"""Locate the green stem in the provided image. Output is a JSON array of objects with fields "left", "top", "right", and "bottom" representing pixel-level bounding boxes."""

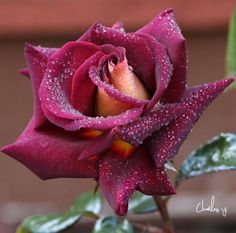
[{"left": 153, "top": 196, "right": 175, "bottom": 233}]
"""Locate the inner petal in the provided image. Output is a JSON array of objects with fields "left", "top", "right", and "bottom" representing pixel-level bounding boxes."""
[
  {"left": 95, "top": 58, "right": 149, "bottom": 117},
  {"left": 95, "top": 88, "right": 134, "bottom": 117},
  {"left": 108, "top": 58, "right": 150, "bottom": 100}
]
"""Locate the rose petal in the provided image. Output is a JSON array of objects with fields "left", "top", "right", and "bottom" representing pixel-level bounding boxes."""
[
  {"left": 41, "top": 103, "right": 144, "bottom": 131},
  {"left": 93, "top": 48, "right": 142, "bottom": 117},
  {"left": 108, "top": 58, "right": 150, "bottom": 100},
  {"left": 95, "top": 88, "right": 136, "bottom": 117},
  {"left": 24, "top": 43, "right": 58, "bottom": 128},
  {"left": 1, "top": 122, "right": 98, "bottom": 179},
  {"left": 138, "top": 9, "right": 187, "bottom": 102},
  {"left": 137, "top": 33, "right": 173, "bottom": 109},
  {"left": 146, "top": 79, "right": 234, "bottom": 167},
  {"left": 99, "top": 147, "right": 175, "bottom": 216},
  {"left": 79, "top": 22, "right": 126, "bottom": 41},
  {"left": 115, "top": 103, "right": 185, "bottom": 146},
  {"left": 39, "top": 41, "right": 145, "bottom": 130},
  {"left": 100, "top": 44, "right": 125, "bottom": 59},
  {"left": 39, "top": 41, "right": 102, "bottom": 120},
  {"left": 87, "top": 23, "right": 156, "bottom": 91},
  {"left": 78, "top": 130, "right": 115, "bottom": 160},
  {"left": 71, "top": 52, "right": 104, "bottom": 115},
  {"left": 19, "top": 68, "right": 30, "bottom": 78},
  {"left": 89, "top": 66, "right": 147, "bottom": 106}
]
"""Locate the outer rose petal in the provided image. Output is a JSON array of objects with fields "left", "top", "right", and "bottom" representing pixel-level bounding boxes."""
[
  {"left": 115, "top": 103, "right": 185, "bottom": 146},
  {"left": 99, "top": 147, "right": 175, "bottom": 216},
  {"left": 24, "top": 43, "right": 58, "bottom": 128},
  {"left": 146, "top": 79, "right": 234, "bottom": 167},
  {"left": 137, "top": 9, "right": 187, "bottom": 103},
  {"left": 1, "top": 122, "right": 98, "bottom": 179}
]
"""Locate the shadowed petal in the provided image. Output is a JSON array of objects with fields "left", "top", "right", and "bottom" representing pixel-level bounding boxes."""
[
  {"left": 146, "top": 79, "right": 234, "bottom": 167},
  {"left": 99, "top": 147, "right": 175, "bottom": 216},
  {"left": 1, "top": 122, "right": 98, "bottom": 179},
  {"left": 100, "top": 44, "right": 125, "bottom": 59},
  {"left": 71, "top": 52, "right": 104, "bottom": 115},
  {"left": 78, "top": 130, "right": 115, "bottom": 160},
  {"left": 138, "top": 9, "right": 187, "bottom": 102}
]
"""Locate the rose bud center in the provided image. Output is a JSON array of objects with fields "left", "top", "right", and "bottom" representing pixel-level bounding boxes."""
[{"left": 95, "top": 58, "right": 150, "bottom": 117}]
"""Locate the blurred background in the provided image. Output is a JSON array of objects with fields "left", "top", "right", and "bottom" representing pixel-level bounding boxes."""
[{"left": 0, "top": 0, "right": 236, "bottom": 232}]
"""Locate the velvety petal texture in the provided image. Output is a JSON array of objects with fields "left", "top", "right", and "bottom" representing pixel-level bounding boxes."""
[
  {"left": 71, "top": 52, "right": 104, "bottom": 115},
  {"left": 137, "top": 33, "right": 173, "bottom": 110},
  {"left": 1, "top": 9, "right": 233, "bottom": 217},
  {"left": 24, "top": 44, "right": 58, "bottom": 128},
  {"left": 99, "top": 147, "right": 175, "bottom": 216},
  {"left": 39, "top": 41, "right": 101, "bottom": 120},
  {"left": 86, "top": 23, "right": 156, "bottom": 91},
  {"left": 1, "top": 124, "right": 98, "bottom": 179},
  {"left": 146, "top": 79, "right": 233, "bottom": 167},
  {"left": 115, "top": 104, "right": 185, "bottom": 146},
  {"left": 138, "top": 9, "right": 187, "bottom": 103}
]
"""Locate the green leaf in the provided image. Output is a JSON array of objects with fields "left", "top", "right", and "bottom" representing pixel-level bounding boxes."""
[
  {"left": 18, "top": 192, "right": 102, "bottom": 233},
  {"left": 70, "top": 191, "right": 102, "bottom": 215},
  {"left": 16, "top": 225, "right": 31, "bottom": 233},
  {"left": 20, "top": 213, "right": 80, "bottom": 233},
  {"left": 93, "top": 216, "right": 134, "bottom": 233},
  {"left": 226, "top": 7, "right": 236, "bottom": 88},
  {"left": 177, "top": 133, "right": 236, "bottom": 182},
  {"left": 128, "top": 192, "right": 158, "bottom": 214}
]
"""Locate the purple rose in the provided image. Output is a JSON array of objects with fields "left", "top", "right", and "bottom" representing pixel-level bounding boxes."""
[{"left": 1, "top": 9, "right": 233, "bottom": 216}]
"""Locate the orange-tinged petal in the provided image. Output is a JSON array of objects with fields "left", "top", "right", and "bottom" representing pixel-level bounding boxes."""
[
  {"left": 111, "top": 138, "right": 134, "bottom": 159},
  {"left": 88, "top": 155, "right": 98, "bottom": 160},
  {"left": 95, "top": 88, "right": 134, "bottom": 117},
  {"left": 79, "top": 128, "right": 103, "bottom": 139},
  {"left": 95, "top": 58, "right": 149, "bottom": 117},
  {"left": 109, "top": 58, "right": 150, "bottom": 100}
]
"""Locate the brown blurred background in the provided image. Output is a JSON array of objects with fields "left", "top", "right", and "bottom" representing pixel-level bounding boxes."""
[{"left": 0, "top": 0, "right": 236, "bottom": 232}]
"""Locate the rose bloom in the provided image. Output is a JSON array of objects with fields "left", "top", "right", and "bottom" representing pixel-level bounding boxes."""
[{"left": 1, "top": 9, "right": 233, "bottom": 215}]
